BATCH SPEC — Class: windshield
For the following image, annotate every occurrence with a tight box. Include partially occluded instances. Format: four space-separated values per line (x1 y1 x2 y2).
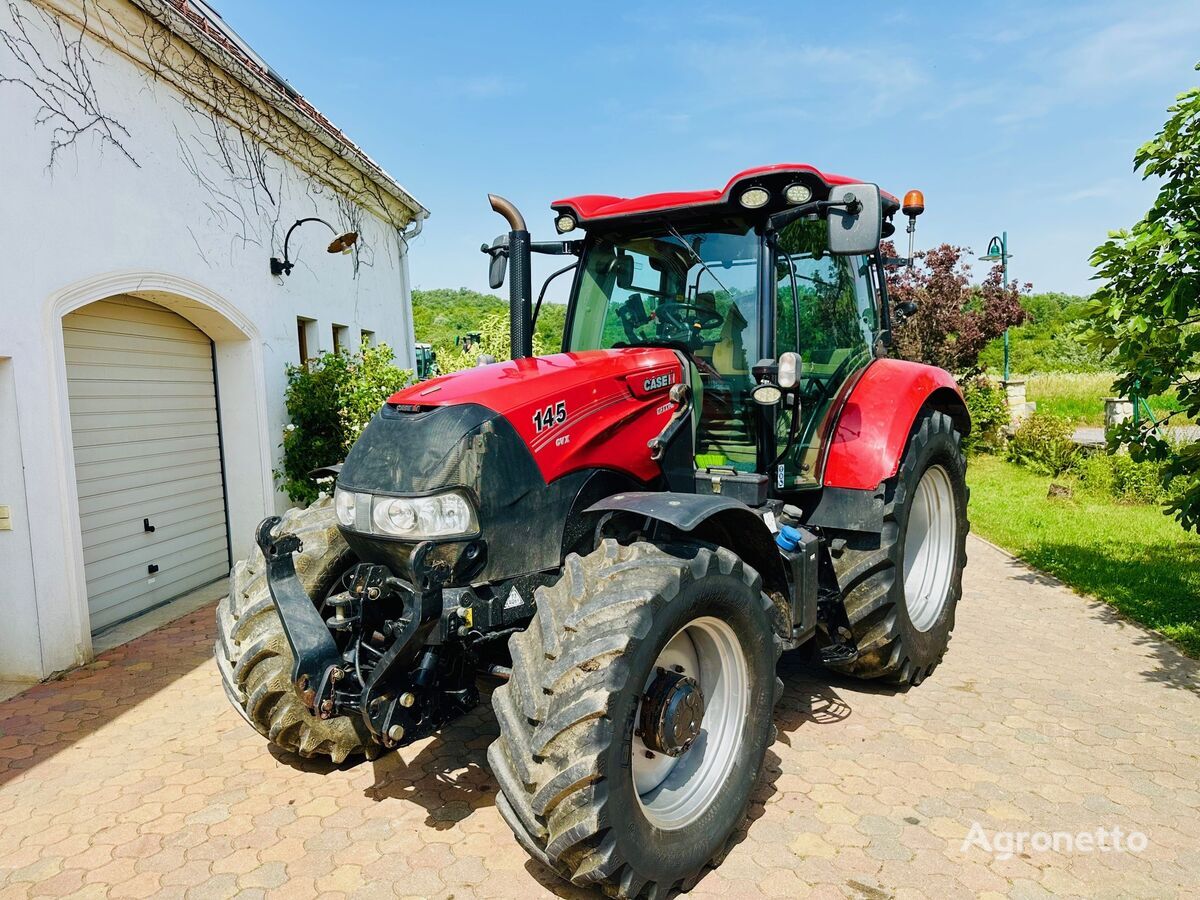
566 225 760 361
568 224 763 470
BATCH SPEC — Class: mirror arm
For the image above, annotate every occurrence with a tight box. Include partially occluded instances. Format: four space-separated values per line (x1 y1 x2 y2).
767 198 852 234
531 240 584 256
533 260 579 326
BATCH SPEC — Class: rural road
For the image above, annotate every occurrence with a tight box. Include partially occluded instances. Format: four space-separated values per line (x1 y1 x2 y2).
1 536 1197 898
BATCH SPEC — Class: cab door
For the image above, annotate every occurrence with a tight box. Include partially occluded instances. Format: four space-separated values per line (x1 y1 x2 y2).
772 219 879 488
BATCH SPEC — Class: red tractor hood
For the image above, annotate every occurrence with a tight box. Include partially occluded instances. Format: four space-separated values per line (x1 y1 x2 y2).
388 348 684 484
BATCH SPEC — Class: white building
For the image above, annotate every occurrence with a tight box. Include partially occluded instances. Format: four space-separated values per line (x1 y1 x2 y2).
0 0 428 683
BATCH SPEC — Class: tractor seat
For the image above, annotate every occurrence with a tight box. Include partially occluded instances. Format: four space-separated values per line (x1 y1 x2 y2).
707 299 749 377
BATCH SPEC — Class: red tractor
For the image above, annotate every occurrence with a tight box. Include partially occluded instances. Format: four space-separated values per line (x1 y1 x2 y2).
217 164 969 897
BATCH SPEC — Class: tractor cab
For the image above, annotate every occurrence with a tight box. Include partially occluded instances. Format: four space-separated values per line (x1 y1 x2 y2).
548 164 906 493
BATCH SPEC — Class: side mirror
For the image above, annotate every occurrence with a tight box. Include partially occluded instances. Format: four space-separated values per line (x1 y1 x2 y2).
826 183 882 255
614 253 635 289
482 234 508 289
895 300 919 322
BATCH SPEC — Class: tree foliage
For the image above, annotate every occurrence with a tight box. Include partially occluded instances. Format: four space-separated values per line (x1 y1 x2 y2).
884 242 1028 373
412 287 567 371
977 291 1111 374
1085 65 1200 530
276 343 413 504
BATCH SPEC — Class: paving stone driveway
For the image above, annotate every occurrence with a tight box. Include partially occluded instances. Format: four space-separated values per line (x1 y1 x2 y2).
1 536 1197 899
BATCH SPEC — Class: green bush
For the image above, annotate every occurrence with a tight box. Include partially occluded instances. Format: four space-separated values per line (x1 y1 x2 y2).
1006 412 1079 476
275 343 414 504
959 375 1008 454
1076 452 1176 505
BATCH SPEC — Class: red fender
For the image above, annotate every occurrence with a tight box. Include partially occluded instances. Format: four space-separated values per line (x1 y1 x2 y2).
822 359 969 490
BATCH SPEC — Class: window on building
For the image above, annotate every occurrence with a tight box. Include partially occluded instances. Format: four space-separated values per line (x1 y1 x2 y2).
332 323 350 354
360 328 376 348
297 317 317 364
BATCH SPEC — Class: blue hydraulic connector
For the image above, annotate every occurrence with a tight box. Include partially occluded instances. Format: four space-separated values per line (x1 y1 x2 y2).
775 524 803 553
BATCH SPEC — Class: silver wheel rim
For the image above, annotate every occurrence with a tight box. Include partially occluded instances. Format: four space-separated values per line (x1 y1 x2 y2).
902 464 957 632
632 616 748 830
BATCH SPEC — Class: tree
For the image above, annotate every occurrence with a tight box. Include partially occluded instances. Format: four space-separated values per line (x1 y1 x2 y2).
884 241 1028 373
1086 65 1200 531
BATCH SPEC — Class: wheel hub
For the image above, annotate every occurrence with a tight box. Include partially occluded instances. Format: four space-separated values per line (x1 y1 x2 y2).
640 668 705 757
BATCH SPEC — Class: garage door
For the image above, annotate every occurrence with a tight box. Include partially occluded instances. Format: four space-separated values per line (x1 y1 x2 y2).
63 296 230 632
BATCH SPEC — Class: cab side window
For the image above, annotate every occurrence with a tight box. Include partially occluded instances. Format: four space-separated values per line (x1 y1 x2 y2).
774 219 878 485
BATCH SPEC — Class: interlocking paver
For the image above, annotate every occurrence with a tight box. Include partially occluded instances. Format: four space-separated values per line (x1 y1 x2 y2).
0 537 1197 898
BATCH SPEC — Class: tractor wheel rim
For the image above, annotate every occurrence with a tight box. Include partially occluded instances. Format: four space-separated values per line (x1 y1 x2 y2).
632 616 748 830
903 464 957 632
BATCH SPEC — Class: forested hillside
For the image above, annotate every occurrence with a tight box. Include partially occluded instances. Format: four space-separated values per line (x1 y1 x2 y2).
412 288 567 360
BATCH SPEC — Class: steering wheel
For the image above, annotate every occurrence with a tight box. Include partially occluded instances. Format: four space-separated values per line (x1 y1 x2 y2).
655 302 723 340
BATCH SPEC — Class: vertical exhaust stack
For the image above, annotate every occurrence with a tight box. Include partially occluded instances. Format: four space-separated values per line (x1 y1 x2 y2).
488 194 533 359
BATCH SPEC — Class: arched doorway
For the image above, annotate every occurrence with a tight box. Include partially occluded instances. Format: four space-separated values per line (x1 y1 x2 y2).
45 271 273 651
62 295 230 631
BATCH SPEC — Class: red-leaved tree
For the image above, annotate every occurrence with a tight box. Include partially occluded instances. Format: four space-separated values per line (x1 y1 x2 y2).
883 241 1029 373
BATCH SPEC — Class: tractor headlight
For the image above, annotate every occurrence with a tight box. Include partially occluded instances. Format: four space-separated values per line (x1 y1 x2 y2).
334 488 358 527
370 491 478 539
335 487 478 539
739 187 770 209
784 183 812 205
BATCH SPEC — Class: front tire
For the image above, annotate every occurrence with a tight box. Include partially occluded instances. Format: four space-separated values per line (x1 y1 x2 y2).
488 540 782 898
830 409 969 685
214 498 378 762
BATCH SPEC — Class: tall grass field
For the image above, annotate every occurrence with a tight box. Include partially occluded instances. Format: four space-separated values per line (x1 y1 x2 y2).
1024 372 1189 426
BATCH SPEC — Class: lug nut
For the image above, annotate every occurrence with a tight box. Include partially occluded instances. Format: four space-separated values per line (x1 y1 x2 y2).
387 724 405 742
399 692 416 708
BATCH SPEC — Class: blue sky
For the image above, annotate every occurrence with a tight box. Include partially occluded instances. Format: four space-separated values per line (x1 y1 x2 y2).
219 0 1200 300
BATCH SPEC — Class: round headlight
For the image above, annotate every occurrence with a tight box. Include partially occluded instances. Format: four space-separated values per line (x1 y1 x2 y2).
751 383 783 406
334 488 356 527
373 497 418 535
784 183 812 205
555 214 576 233
739 187 770 209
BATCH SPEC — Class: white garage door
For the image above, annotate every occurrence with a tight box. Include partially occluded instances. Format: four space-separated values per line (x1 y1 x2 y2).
63 296 231 632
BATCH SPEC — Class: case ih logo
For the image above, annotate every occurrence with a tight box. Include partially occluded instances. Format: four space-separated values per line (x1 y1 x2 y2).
643 373 675 392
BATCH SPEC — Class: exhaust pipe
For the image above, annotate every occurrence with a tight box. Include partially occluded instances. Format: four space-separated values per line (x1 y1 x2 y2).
488 194 533 359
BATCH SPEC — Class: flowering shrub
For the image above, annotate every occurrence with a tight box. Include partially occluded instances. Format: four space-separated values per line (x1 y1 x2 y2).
275 342 413 504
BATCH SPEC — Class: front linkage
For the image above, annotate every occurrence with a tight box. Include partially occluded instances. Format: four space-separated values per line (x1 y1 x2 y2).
254 516 477 749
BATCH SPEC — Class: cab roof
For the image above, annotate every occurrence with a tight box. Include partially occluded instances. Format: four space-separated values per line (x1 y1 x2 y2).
552 163 900 227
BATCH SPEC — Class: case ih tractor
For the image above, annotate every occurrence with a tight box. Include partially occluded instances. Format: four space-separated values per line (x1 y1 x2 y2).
217 164 969 897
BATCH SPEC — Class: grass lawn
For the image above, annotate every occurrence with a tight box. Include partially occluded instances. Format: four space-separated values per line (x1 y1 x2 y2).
967 454 1200 657
1026 372 1188 426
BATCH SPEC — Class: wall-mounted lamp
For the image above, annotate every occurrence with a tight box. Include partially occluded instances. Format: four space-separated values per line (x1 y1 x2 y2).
270 217 358 277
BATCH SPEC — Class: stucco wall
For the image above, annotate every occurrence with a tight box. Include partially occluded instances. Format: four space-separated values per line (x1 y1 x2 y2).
0 0 424 679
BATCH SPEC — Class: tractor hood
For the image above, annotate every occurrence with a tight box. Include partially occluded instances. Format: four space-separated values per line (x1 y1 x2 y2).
336 346 685 584
385 347 684 486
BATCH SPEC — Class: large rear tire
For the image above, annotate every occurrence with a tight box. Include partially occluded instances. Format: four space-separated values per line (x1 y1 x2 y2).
488 540 782 898
214 497 379 762
829 409 969 685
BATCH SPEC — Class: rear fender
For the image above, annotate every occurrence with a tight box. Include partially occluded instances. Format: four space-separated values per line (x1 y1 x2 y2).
583 492 789 598
822 359 969 491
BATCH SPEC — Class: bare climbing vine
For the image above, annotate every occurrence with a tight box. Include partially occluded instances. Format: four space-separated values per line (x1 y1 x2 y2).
2 0 415 275
0 0 138 170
